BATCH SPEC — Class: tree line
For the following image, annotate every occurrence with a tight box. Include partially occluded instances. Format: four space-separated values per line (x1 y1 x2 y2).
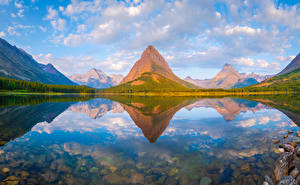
0 77 97 93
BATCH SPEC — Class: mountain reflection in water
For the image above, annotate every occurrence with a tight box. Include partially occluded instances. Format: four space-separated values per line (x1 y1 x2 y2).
0 95 299 185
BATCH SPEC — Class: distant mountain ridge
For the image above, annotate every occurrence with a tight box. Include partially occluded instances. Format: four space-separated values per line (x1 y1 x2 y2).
185 64 272 89
69 68 123 89
0 38 76 85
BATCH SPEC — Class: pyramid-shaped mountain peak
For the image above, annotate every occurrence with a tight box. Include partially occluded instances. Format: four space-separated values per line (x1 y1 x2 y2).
120 45 195 88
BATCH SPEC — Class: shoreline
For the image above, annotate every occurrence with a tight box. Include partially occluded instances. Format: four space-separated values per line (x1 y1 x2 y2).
0 91 298 97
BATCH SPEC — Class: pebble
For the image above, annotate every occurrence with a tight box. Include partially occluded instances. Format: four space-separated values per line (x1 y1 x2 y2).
1 175 19 185
241 163 250 172
296 148 300 156
288 142 297 148
273 148 285 154
288 131 294 135
290 168 300 179
1 167 10 173
297 131 300 137
283 144 295 153
277 176 296 185
200 176 212 185
284 135 289 139
274 140 281 144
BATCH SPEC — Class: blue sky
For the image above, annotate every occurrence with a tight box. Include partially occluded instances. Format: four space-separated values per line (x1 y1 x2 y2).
0 0 299 79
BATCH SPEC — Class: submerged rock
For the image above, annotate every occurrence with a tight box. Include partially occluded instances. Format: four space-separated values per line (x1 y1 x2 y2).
241 163 250 172
277 176 296 185
200 176 212 185
264 175 274 185
283 144 295 153
284 135 289 139
273 148 285 154
1 168 10 174
273 152 294 182
274 140 281 144
296 149 300 156
290 168 300 179
1 175 19 185
288 142 297 148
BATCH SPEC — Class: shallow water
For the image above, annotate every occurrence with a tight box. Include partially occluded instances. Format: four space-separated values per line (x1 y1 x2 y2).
0 95 299 185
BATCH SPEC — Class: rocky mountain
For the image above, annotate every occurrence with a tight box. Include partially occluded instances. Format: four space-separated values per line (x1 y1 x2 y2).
69 68 123 89
185 64 271 89
104 46 197 92
277 53 300 76
120 45 196 88
0 38 76 85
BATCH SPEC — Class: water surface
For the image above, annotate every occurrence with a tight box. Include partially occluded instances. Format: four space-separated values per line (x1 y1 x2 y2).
0 95 299 185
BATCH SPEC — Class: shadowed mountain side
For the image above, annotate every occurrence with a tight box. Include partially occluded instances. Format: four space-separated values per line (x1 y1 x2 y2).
0 102 73 146
104 96 197 143
249 95 300 125
185 98 267 121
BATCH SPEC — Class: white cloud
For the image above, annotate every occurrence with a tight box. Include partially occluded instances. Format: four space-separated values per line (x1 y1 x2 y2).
7 26 19 36
11 13 16 18
224 25 261 35
17 9 24 17
14 0 22 8
7 24 34 36
276 55 296 62
45 7 58 20
77 24 86 33
64 20 123 46
39 25 46 32
233 57 255 67
33 50 137 75
50 18 66 32
0 31 6 37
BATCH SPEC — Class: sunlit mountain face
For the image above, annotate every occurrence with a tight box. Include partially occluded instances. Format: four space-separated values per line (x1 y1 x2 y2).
0 95 299 184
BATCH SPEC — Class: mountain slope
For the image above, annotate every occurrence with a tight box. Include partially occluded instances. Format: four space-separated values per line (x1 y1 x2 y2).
120 45 197 88
0 38 76 85
185 64 270 89
277 54 300 76
69 68 123 89
253 54 300 88
253 68 300 88
103 72 191 92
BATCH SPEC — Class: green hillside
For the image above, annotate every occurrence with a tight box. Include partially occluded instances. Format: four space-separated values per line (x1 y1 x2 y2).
101 72 192 93
252 69 300 89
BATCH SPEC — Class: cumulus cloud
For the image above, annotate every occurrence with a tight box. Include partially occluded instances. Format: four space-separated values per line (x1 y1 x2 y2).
0 31 6 37
33 50 138 75
50 18 66 32
26 0 300 75
17 9 24 17
14 0 22 8
45 7 58 20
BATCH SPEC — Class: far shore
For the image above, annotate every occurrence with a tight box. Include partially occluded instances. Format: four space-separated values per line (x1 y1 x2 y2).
0 90 298 97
